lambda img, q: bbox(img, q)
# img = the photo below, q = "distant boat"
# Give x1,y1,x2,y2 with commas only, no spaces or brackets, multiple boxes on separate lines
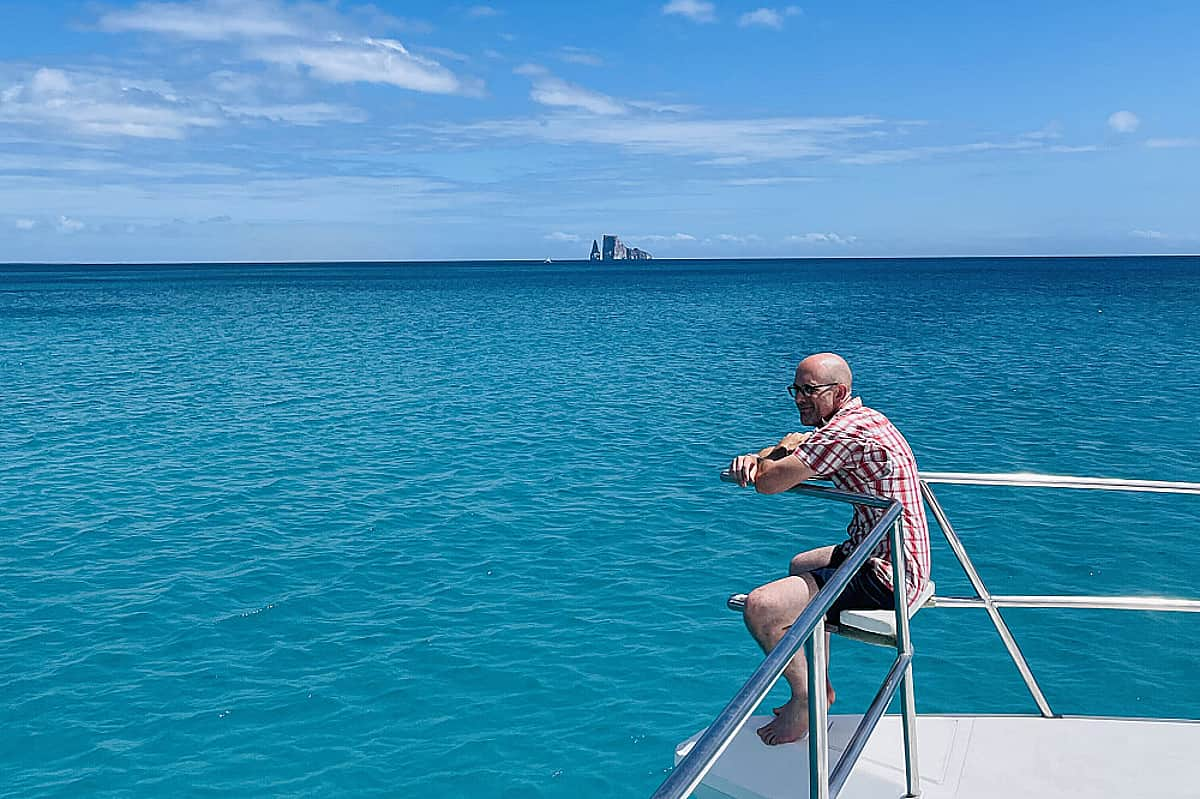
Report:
543,258,553,263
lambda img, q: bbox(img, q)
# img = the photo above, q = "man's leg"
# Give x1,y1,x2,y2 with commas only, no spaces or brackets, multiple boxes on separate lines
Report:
789,544,837,576
743,574,832,745
783,545,838,714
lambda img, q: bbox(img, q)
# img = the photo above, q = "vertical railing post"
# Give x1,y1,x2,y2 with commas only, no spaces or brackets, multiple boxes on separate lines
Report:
920,481,1055,718
890,516,921,798
806,616,829,799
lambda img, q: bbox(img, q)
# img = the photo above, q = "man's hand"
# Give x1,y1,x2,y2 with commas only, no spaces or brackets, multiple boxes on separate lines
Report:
729,446,817,494
729,454,762,487
754,431,811,460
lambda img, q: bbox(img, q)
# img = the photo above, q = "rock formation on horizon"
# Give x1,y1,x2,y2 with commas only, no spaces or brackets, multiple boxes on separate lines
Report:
597,234,652,261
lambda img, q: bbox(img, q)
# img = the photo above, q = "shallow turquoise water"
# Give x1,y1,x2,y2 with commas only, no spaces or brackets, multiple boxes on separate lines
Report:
2,257,1199,797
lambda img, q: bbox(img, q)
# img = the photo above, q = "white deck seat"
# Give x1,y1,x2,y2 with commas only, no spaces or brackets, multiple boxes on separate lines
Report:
727,580,936,647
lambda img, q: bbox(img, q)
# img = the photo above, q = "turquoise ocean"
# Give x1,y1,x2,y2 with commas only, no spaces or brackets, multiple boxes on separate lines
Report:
3,256,1199,797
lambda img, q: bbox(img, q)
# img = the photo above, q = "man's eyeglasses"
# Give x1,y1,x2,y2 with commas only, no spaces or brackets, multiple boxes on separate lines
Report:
788,382,838,398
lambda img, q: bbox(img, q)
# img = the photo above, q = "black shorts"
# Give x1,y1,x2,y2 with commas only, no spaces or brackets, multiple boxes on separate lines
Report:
808,548,894,621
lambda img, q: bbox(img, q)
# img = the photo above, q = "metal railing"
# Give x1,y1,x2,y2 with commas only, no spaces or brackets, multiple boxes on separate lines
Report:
652,470,1200,799
919,472,1200,718
651,477,921,799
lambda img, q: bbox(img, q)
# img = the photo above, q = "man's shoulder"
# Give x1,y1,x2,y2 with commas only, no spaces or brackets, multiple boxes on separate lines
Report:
824,399,890,431
821,401,915,451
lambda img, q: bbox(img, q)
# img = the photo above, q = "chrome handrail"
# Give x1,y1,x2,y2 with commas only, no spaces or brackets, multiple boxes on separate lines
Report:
920,471,1200,495
651,475,918,799
655,470,1200,799
918,472,1200,717
932,595,1200,612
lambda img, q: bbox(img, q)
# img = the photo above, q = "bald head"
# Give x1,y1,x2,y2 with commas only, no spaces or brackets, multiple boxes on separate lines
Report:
793,353,853,426
798,352,853,391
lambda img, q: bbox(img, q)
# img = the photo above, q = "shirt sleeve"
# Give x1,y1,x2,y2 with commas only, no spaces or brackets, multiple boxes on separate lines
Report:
793,429,865,477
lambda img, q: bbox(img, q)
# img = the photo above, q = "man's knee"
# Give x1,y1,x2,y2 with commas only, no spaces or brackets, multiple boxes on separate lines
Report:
744,580,812,624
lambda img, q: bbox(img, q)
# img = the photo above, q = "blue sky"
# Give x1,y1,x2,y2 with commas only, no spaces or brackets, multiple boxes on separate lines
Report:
1,0,1198,262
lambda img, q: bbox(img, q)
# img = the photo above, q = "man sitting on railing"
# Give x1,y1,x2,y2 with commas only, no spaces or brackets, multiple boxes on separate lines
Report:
728,352,931,745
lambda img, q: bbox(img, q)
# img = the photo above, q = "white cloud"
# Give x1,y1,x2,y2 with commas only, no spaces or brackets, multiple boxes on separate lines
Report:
1130,229,1167,240
737,7,801,29
97,1,476,97
1019,123,1062,141
787,232,857,245
0,152,244,178
640,232,697,242
3,176,484,227
224,102,365,124
435,113,882,162
99,0,429,40
544,231,580,242
1146,137,1200,149
98,0,307,40
57,215,85,233
714,233,761,243
467,5,501,17
1107,110,1139,134
559,47,603,67
662,0,717,23
421,46,472,63
515,65,626,115
0,68,223,139
253,38,473,95
15,218,37,230
725,176,818,185
626,100,698,114
839,136,1100,165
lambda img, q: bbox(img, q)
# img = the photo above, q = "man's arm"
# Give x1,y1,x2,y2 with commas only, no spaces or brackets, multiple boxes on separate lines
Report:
728,451,816,494
754,431,810,460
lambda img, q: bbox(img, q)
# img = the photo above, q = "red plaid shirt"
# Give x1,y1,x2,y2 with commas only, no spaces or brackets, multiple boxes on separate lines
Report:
792,397,931,602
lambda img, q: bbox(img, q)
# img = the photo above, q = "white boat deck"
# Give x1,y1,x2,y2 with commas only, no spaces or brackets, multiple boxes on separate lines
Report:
676,713,1200,798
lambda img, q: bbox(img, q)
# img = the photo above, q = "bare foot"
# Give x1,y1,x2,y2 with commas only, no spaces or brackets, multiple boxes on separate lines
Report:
773,687,834,716
757,699,809,745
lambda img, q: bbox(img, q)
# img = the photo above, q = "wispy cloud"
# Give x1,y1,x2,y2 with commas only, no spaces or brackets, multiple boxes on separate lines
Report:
840,134,1100,165
1107,110,1139,134
432,113,883,162
15,218,37,230
2,175,488,226
639,232,697,242
253,38,475,95
98,0,429,40
223,102,365,125
558,47,603,67
514,65,626,115
725,176,819,185
0,68,222,139
466,5,501,18
662,0,717,23
737,6,801,29
626,100,698,114
787,232,857,244
98,0,307,40
1146,137,1200,149
713,233,760,244
96,0,477,96
544,231,580,242
57,215,85,233
1130,229,1167,240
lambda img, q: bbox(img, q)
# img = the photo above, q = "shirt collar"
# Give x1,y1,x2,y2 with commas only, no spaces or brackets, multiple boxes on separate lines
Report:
819,396,862,427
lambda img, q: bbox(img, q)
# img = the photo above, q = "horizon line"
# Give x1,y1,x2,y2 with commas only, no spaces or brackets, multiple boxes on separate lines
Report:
3,252,1199,267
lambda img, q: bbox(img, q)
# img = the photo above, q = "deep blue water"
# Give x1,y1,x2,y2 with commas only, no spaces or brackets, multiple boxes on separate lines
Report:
2,257,1199,797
